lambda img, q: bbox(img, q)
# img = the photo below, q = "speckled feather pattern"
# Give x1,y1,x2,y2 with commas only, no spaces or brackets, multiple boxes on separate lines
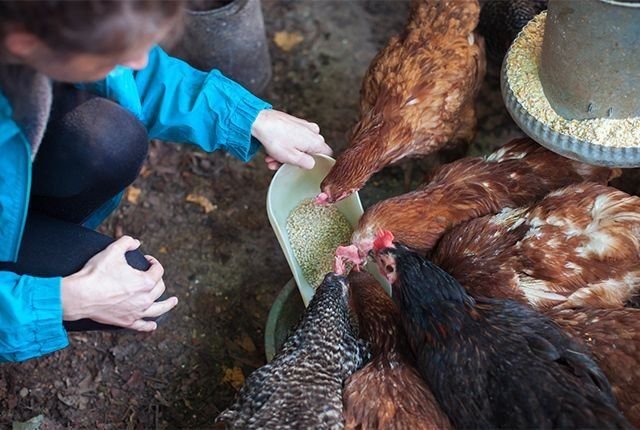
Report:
433,182,640,310
321,0,486,201
547,307,640,427
387,246,632,429
216,274,368,429
352,138,616,255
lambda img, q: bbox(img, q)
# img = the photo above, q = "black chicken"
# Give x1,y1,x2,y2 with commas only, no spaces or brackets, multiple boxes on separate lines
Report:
479,0,548,64
372,231,632,430
216,273,368,429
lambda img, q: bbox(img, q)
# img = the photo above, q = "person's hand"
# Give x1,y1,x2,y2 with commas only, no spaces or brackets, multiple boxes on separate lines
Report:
251,109,332,170
61,236,178,331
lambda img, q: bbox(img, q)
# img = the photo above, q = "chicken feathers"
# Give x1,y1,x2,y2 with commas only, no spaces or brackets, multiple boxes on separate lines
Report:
433,183,640,310
349,138,616,258
216,273,368,430
343,271,451,430
319,0,486,203
374,242,632,429
547,307,640,427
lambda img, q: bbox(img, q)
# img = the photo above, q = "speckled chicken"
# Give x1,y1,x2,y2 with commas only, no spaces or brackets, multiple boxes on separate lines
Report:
343,271,451,430
432,182,640,310
337,138,617,264
318,0,485,204
546,307,640,427
479,0,548,64
216,273,368,430
372,232,632,429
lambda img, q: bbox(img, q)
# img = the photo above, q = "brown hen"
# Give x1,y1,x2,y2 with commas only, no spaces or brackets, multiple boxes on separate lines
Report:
342,138,617,262
432,182,640,310
546,307,640,427
318,0,486,204
343,271,451,430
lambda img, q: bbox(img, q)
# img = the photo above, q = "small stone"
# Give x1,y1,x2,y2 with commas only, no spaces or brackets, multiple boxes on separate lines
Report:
19,387,28,397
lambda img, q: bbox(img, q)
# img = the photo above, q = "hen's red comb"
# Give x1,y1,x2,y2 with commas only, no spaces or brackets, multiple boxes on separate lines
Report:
373,230,395,252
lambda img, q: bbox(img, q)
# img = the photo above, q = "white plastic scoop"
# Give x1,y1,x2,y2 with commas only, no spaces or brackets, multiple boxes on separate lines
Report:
266,154,390,306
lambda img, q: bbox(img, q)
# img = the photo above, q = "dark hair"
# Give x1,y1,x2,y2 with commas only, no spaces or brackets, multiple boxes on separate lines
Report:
0,0,186,56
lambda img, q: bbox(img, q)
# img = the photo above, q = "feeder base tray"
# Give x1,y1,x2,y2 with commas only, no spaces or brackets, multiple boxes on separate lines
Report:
502,67,640,168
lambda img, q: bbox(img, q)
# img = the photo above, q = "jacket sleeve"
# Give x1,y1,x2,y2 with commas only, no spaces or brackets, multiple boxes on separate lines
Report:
77,46,272,162
0,272,68,362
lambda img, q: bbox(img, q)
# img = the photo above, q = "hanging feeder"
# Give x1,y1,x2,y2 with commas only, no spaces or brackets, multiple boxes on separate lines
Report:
501,0,640,167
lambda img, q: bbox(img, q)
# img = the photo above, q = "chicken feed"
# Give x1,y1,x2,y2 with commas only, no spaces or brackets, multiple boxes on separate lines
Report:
287,198,353,288
505,12,640,148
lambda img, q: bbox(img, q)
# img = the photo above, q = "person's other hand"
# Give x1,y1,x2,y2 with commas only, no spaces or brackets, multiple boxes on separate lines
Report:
251,109,332,170
61,236,178,331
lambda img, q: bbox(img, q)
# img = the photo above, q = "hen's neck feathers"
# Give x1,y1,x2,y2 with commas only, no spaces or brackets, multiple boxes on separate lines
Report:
292,281,354,345
393,250,476,341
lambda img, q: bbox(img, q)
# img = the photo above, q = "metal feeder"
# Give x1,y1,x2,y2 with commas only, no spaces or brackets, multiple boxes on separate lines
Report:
168,0,272,95
540,0,640,120
502,0,640,167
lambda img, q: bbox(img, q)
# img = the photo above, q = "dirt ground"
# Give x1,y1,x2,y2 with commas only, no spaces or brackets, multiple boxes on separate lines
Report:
3,1,636,429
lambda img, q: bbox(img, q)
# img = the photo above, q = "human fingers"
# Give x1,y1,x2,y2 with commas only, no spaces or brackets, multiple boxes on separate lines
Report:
265,156,281,169
290,151,316,170
266,159,282,170
294,119,320,133
147,278,167,301
141,296,179,318
128,319,157,332
299,132,332,157
281,111,321,133
143,255,165,283
107,235,141,254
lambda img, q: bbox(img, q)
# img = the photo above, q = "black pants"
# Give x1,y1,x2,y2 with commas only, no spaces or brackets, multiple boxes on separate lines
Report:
0,85,150,331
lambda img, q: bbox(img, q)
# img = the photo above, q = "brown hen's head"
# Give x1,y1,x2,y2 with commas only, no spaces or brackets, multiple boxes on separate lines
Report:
351,203,440,259
319,147,376,204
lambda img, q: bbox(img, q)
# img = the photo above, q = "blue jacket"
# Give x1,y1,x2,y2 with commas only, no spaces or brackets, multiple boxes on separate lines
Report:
0,46,271,361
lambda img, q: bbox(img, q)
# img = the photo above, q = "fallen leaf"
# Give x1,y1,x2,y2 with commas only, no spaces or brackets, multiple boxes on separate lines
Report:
12,415,44,430
159,246,168,254
221,367,245,390
273,31,304,52
186,194,217,214
140,165,153,178
56,393,89,410
124,370,144,389
125,186,142,204
77,373,95,394
238,335,256,353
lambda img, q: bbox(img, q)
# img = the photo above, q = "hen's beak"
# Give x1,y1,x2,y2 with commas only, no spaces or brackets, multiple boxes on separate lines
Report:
314,192,331,206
